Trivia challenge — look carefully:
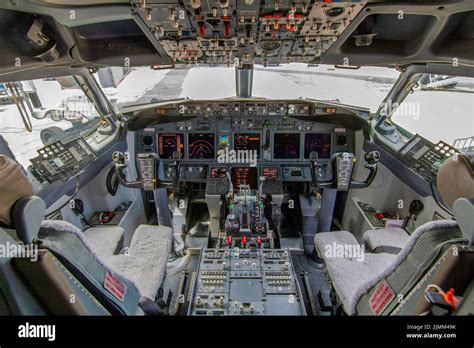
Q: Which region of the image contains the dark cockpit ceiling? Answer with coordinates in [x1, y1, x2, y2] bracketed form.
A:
[0, 0, 473, 77]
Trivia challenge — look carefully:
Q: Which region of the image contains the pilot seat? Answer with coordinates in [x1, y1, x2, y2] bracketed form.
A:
[0, 155, 173, 315]
[314, 152, 474, 315]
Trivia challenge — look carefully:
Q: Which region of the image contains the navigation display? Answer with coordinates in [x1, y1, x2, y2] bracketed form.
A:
[262, 167, 280, 179]
[304, 133, 331, 159]
[158, 133, 184, 159]
[231, 167, 258, 190]
[188, 133, 215, 159]
[273, 133, 300, 159]
[210, 166, 227, 178]
[234, 133, 260, 157]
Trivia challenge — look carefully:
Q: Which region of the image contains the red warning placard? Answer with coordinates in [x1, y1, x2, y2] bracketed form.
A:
[104, 270, 127, 302]
[369, 279, 395, 315]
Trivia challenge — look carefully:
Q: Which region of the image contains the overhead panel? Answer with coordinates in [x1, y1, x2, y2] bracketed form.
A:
[131, 0, 365, 66]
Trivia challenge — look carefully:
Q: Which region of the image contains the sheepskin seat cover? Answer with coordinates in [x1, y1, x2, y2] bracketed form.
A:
[83, 226, 124, 258]
[363, 228, 409, 254]
[104, 225, 173, 300]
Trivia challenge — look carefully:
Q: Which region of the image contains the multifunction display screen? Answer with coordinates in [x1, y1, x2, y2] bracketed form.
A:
[158, 133, 184, 159]
[234, 133, 261, 157]
[231, 167, 258, 190]
[273, 133, 300, 159]
[304, 133, 331, 159]
[188, 133, 215, 159]
[262, 167, 280, 179]
[210, 166, 227, 178]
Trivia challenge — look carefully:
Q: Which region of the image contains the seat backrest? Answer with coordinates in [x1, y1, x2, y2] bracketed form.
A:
[354, 152, 474, 315]
[13, 249, 112, 315]
[392, 245, 474, 315]
[437, 152, 474, 244]
[38, 220, 143, 315]
[0, 227, 48, 315]
[354, 220, 464, 315]
[0, 155, 34, 228]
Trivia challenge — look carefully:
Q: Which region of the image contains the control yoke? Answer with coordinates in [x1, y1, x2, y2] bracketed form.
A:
[112, 151, 181, 191]
[171, 150, 182, 188]
[309, 151, 380, 191]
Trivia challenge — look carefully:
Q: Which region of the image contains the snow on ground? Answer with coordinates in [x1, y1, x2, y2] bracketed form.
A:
[0, 79, 98, 169]
[95, 67, 169, 104]
[179, 67, 236, 99]
[179, 64, 394, 110]
[256, 63, 401, 79]
[393, 89, 474, 144]
[253, 69, 393, 110]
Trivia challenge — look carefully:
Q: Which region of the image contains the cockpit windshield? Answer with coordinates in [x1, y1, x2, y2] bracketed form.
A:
[94, 64, 399, 111]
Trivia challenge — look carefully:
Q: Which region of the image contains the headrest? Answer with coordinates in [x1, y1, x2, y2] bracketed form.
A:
[0, 155, 34, 226]
[436, 153, 474, 209]
[437, 152, 474, 244]
[12, 196, 46, 244]
[453, 198, 474, 245]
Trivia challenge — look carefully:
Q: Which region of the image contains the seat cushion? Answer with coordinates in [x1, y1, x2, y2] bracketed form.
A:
[363, 228, 409, 254]
[104, 225, 173, 300]
[314, 231, 397, 315]
[314, 230, 359, 258]
[324, 252, 397, 315]
[83, 226, 124, 258]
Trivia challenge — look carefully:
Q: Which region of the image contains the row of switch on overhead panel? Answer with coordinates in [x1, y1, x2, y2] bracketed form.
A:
[133, 0, 365, 65]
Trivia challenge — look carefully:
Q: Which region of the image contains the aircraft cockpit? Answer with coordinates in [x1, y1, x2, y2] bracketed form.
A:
[0, 1, 473, 344]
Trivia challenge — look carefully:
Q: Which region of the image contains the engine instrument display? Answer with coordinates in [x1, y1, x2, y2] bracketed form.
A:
[262, 167, 280, 179]
[231, 167, 258, 190]
[188, 133, 215, 159]
[158, 133, 184, 159]
[273, 133, 301, 159]
[304, 133, 331, 159]
[234, 133, 261, 157]
[210, 166, 227, 179]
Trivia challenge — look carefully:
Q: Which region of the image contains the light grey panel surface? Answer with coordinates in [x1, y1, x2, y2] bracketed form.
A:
[342, 132, 452, 242]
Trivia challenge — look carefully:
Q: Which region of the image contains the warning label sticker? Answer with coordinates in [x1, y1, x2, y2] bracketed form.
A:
[104, 270, 127, 302]
[369, 279, 395, 315]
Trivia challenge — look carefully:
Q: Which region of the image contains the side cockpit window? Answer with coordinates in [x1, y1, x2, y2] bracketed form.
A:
[390, 74, 474, 152]
[0, 77, 103, 171]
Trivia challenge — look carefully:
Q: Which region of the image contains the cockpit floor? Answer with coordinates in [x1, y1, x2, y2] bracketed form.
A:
[279, 202, 302, 238]
[292, 255, 333, 316]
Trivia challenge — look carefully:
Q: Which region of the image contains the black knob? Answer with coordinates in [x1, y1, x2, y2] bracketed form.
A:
[142, 135, 154, 146]
[409, 199, 424, 216]
[364, 151, 380, 165]
[336, 134, 347, 146]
